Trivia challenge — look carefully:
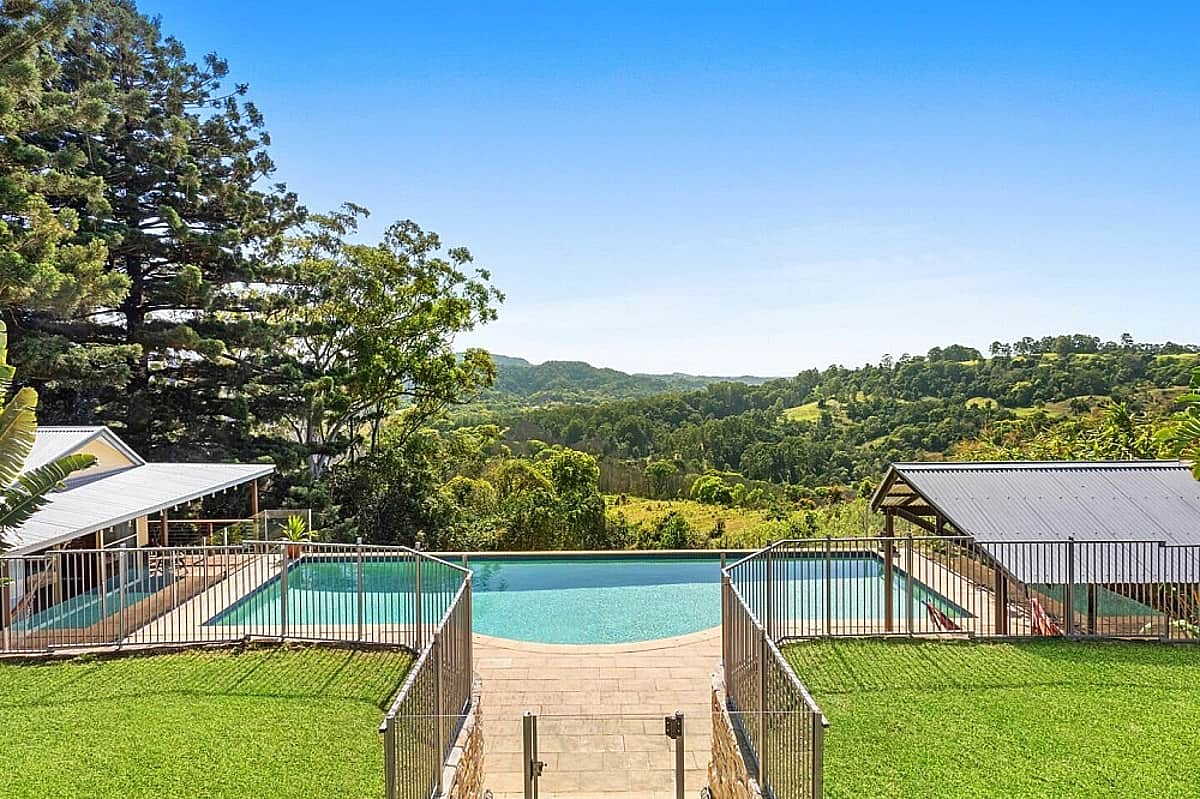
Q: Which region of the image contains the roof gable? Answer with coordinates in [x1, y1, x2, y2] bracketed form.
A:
[25, 426, 145, 476]
[872, 460, 1200, 546]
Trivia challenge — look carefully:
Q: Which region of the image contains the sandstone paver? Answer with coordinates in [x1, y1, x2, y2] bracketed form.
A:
[477, 628, 719, 798]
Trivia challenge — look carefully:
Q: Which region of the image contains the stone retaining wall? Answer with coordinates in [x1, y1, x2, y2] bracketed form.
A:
[440, 675, 484, 799]
[708, 670, 764, 799]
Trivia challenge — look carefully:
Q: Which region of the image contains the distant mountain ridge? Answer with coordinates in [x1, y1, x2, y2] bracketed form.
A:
[479, 352, 774, 407]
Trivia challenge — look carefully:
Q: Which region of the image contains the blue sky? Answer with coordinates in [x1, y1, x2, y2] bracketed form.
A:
[143, 1, 1200, 376]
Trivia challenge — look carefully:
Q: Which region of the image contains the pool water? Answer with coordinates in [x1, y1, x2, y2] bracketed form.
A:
[207, 554, 968, 645]
[473, 556, 721, 644]
[18, 575, 171, 631]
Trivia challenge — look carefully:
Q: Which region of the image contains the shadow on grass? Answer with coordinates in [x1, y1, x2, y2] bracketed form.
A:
[0, 645, 413, 713]
[785, 637, 1200, 697]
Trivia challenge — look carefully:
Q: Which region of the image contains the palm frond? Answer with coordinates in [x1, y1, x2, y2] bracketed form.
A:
[0, 453, 97, 535]
[0, 386, 39, 488]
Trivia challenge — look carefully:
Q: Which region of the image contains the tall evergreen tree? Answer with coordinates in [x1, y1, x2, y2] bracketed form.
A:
[9, 0, 299, 459]
[0, 0, 125, 313]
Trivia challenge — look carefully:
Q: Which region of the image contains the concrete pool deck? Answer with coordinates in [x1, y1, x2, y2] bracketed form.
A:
[476, 627, 719, 798]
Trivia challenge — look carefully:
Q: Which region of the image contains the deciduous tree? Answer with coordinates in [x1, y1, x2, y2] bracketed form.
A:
[271, 206, 502, 478]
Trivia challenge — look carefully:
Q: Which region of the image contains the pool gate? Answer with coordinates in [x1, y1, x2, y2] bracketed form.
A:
[508, 710, 688, 798]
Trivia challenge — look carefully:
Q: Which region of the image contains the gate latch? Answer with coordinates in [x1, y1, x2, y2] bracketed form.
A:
[664, 712, 683, 740]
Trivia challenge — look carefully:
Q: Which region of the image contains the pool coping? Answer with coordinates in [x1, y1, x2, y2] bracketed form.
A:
[473, 624, 721, 654]
[432, 548, 755, 563]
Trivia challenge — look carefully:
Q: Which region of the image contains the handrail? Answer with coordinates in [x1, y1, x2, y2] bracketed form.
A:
[764, 634, 827, 725]
[380, 578, 471, 723]
[725, 534, 1177, 554]
[242, 539, 472, 574]
[721, 534, 1200, 797]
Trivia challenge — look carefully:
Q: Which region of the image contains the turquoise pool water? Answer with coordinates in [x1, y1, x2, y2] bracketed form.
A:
[17, 575, 169, 631]
[207, 554, 968, 644]
[473, 556, 721, 643]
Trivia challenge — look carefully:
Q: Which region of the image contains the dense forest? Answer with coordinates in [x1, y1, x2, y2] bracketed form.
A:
[2, 2, 1198, 554]
[463, 337, 1198, 495]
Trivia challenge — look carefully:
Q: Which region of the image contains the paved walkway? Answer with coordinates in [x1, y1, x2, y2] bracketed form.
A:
[476, 628, 719, 799]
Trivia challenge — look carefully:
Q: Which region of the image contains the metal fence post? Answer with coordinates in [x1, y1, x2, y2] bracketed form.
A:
[117, 549, 128, 642]
[96, 549, 109, 620]
[523, 712, 541, 799]
[905, 534, 914, 635]
[1, 558, 10, 652]
[356, 536, 364, 642]
[812, 713, 825, 798]
[883, 536, 895, 634]
[765, 547, 775, 641]
[413, 553, 423, 652]
[672, 710, 685, 799]
[757, 627, 769, 787]
[1064, 538, 1075, 638]
[382, 715, 397, 799]
[466, 572, 474, 672]
[721, 571, 732, 690]
[823, 536, 832, 637]
[433, 632, 445, 794]
[1159, 541, 1170, 642]
[279, 541, 289, 640]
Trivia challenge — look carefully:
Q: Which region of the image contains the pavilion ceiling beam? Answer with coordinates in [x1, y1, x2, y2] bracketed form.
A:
[891, 508, 939, 534]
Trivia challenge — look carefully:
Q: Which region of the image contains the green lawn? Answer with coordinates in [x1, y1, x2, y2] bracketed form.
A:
[784, 639, 1200, 798]
[0, 645, 412, 799]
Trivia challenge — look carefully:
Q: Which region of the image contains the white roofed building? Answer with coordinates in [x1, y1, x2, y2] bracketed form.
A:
[5, 426, 274, 556]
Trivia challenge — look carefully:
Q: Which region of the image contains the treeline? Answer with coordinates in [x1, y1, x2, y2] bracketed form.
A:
[1, 1, 498, 529]
[485, 342, 1198, 491]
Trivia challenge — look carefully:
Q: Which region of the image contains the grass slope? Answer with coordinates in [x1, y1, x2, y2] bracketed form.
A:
[606, 495, 768, 542]
[0, 646, 412, 799]
[784, 639, 1200, 798]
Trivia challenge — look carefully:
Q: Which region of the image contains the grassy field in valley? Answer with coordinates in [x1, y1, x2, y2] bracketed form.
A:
[0, 646, 411, 799]
[784, 639, 1200, 798]
[606, 495, 768, 543]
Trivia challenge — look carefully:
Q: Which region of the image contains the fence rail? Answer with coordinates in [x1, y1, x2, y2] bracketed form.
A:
[380, 570, 473, 799]
[722, 569, 826, 799]
[0, 539, 468, 654]
[722, 534, 1200, 798]
[2, 538, 473, 799]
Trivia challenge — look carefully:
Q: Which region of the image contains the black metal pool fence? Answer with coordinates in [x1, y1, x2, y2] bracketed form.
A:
[1, 540, 474, 799]
[721, 535, 1200, 798]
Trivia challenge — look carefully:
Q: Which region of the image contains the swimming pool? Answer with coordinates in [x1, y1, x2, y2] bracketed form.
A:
[17, 574, 173, 631]
[207, 553, 968, 644]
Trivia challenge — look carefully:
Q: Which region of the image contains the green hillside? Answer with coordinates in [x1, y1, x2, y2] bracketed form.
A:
[473, 336, 1199, 495]
[479, 353, 772, 407]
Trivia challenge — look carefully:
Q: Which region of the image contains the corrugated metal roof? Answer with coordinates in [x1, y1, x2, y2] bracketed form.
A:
[889, 461, 1200, 545]
[25, 426, 145, 473]
[6, 462, 273, 555]
[875, 461, 1200, 583]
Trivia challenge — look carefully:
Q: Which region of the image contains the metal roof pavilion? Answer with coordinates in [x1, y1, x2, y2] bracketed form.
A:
[869, 460, 1200, 546]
